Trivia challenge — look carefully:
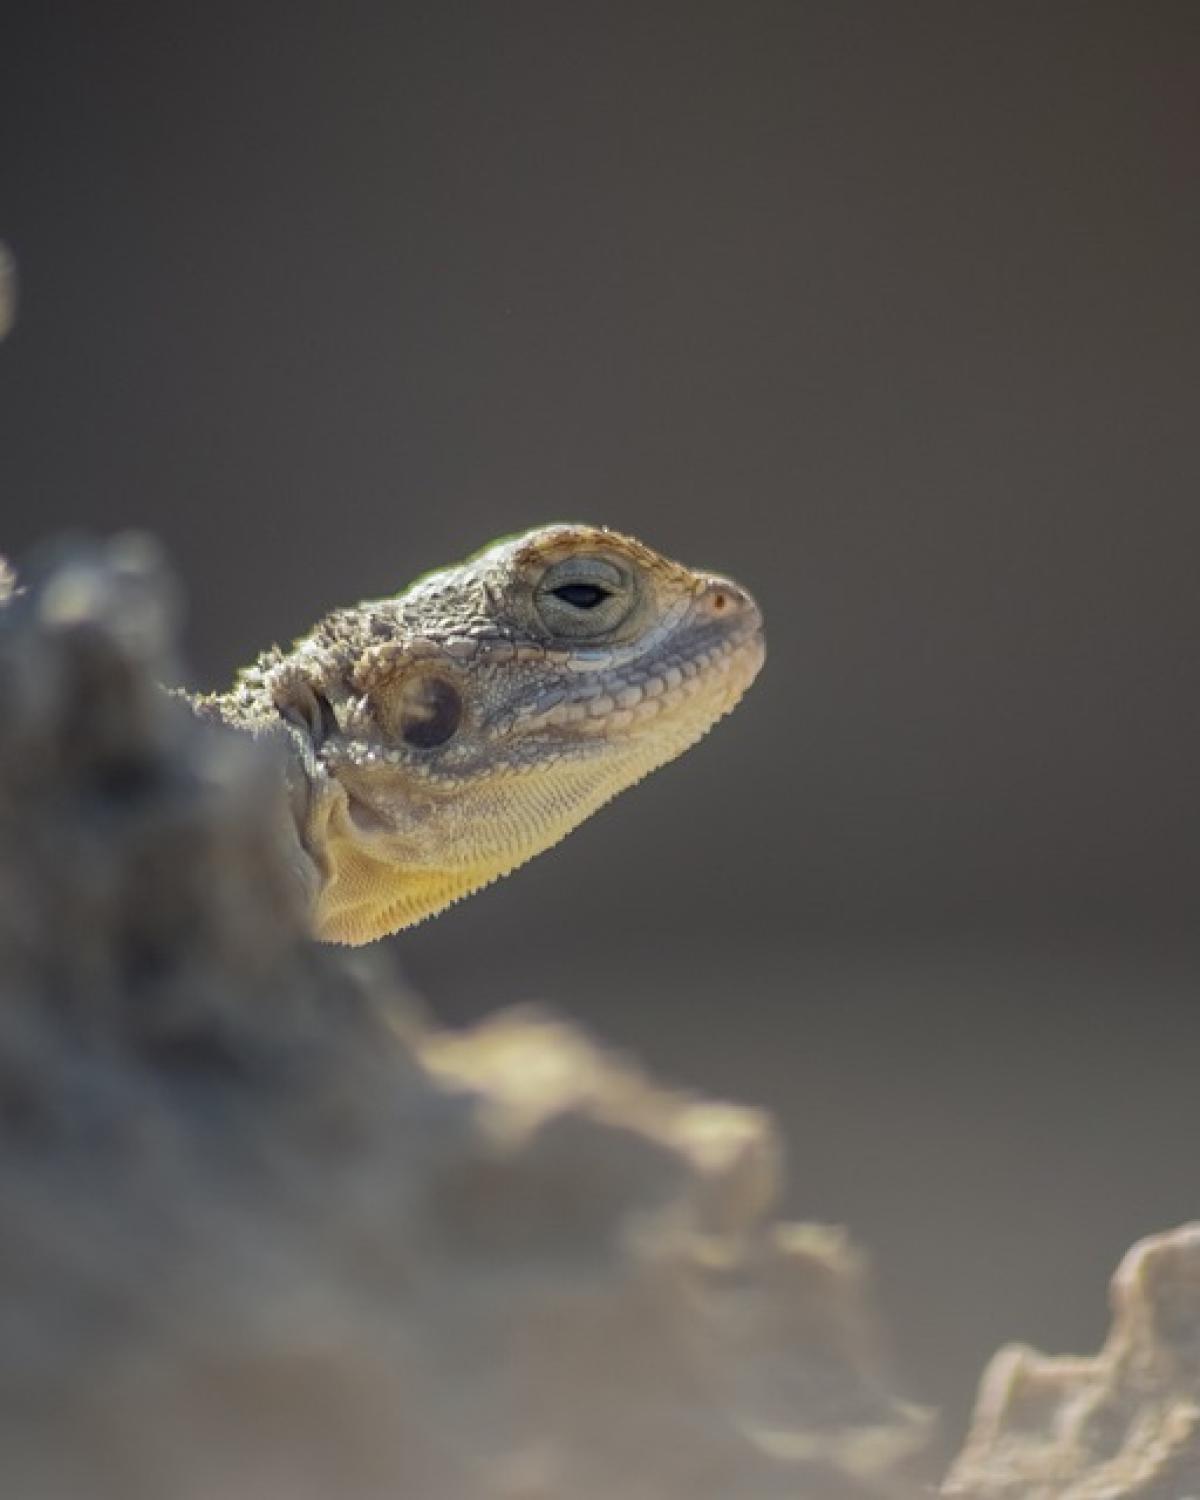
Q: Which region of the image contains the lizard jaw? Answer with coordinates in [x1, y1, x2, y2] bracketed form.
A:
[306, 611, 764, 944]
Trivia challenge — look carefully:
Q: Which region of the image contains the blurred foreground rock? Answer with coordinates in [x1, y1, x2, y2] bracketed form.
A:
[944, 1224, 1200, 1498]
[0, 536, 934, 1498]
[0, 242, 15, 340]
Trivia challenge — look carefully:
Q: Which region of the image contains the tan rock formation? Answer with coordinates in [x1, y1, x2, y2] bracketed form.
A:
[945, 1224, 1200, 1498]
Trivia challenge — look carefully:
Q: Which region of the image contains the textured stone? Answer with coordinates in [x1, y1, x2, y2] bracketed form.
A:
[944, 1224, 1200, 1499]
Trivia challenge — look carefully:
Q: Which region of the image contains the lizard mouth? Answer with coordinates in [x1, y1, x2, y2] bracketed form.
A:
[513, 602, 765, 744]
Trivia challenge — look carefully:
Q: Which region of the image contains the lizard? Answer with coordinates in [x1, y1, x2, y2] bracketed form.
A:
[187, 522, 765, 944]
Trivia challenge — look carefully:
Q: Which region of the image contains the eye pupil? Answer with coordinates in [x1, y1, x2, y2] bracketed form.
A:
[551, 582, 610, 610]
[399, 675, 462, 748]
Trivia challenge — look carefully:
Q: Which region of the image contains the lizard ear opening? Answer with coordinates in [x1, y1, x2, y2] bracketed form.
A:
[398, 674, 462, 749]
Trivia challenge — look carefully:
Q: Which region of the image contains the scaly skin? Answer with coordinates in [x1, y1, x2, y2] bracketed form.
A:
[191, 524, 765, 943]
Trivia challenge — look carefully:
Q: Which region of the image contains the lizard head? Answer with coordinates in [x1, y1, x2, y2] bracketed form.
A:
[262, 524, 765, 943]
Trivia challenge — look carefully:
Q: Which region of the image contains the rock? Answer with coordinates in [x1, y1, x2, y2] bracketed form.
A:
[0, 534, 935, 1498]
[944, 1224, 1200, 1498]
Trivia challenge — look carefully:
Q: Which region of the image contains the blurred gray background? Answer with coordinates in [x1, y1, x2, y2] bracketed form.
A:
[3, 0, 1198, 1432]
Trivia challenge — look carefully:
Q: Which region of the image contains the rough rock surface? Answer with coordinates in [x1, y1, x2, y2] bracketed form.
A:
[944, 1224, 1200, 1498]
[0, 535, 934, 1498]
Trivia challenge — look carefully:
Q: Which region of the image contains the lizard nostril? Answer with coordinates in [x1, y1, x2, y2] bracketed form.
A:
[701, 578, 751, 617]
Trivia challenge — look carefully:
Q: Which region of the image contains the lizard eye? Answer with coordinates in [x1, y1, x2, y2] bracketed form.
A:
[535, 556, 636, 639]
[398, 674, 462, 748]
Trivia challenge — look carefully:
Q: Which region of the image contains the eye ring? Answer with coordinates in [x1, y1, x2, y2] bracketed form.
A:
[534, 555, 637, 639]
